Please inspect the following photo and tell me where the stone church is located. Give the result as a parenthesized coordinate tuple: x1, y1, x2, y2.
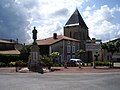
(64, 8, 92, 62)
(37, 8, 92, 63)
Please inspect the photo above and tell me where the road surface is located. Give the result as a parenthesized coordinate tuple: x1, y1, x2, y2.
(0, 72, 120, 90)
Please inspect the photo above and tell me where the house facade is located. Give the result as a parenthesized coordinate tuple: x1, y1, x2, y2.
(37, 34, 80, 64)
(102, 38, 120, 62)
(112, 38, 120, 62)
(0, 39, 20, 54)
(36, 9, 93, 63)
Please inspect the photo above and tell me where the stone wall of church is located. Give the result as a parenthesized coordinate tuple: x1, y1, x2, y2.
(64, 25, 89, 41)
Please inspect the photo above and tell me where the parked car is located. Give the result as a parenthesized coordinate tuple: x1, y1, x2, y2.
(67, 59, 84, 67)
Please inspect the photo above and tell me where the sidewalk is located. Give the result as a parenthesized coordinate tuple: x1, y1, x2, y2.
(0, 66, 120, 74)
(51, 66, 120, 73)
(0, 67, 16, 73)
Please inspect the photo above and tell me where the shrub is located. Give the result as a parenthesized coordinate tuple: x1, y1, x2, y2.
(8, 62, 16, 67)
(95, 61, 110, 66)
(53, 64, 59, 67)
(0, 62, 6, 67)
(16, 61, 27, 67)
(0, 54, 20, 64)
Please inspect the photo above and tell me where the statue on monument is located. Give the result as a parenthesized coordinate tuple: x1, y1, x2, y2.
(32, 27, 37, 42)
(28, 26, 43, 73)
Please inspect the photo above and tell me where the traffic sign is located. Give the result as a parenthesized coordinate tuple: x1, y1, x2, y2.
(86, 43, 101, 51)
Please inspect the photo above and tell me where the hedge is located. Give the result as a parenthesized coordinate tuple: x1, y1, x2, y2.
(95, 61, 110, 66)
(0, 54, 20, 66)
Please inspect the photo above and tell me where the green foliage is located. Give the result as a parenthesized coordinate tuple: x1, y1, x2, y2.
(76, 49, 85, 57)
(8, 61, 16, 67)
(19, 45, 30, 62)
(115, 41, 120, 52)
(84, 63, 92, 66)
(0, 62, 6, 67)
(40, 55, 52, 65)
(101, 43, 108, 49)
(7, 61, 27, 67)
(53, 63, 62, 67)
(107, 42, 116, 54)
(102, 41, 120, 54)
(0, 54, 20, 64)
(0, 45, 31, 66)
(16, 60, 27, 67)
(95, 61, 110, 66)
(40, 52, 60, 67)
(50, 52, 60, 59)
(50, 52, 60, 64)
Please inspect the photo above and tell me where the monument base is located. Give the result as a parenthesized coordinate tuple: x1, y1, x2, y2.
(28, 60, 43, 73)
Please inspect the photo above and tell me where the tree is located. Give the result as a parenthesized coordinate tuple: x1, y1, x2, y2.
(40, 52, 60, 71)
(50, 52, 60, 59)
(40, 55, 52, 71)
(76, 49, 85, 58)
(101, 41, 120, 67)
(40, 55, 52, 66)
(115, 41, 120, 52)
(102, 41, 119, 55)
(76, 49, 85, 68)
(19, 45, 30, 62)
(50, 52, 60, 64)
(101, 43, 108, 50)
(107, 42, 116, 55)
(102, 42, 115, 55)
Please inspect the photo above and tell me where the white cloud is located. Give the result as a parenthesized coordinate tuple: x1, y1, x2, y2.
(0, 0, 31, 43)
(25, 0, 85, 43)
(1, 0, 119, 44)
(0, 0, 85, 44)
(83, 5, 120, 41)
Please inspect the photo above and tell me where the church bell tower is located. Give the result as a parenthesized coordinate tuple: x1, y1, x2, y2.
(64, 8, 90, 41)
(64, 8, 91, 62)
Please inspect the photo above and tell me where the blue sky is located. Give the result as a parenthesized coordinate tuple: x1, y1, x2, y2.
(0, 0, 120, 43)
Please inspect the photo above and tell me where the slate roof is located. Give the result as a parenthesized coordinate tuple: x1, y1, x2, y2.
(37, 35, 80, 45)
(65, 9, 88, 29)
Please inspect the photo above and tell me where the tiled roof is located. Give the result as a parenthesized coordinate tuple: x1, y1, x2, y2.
(0, 39, 15, 44)
(37, 35, 80, 45)
(65, 8, 88, 29)
(0, 49, 20, 54)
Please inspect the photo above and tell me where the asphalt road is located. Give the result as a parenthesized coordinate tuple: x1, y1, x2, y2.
(0, 72, 120, 90)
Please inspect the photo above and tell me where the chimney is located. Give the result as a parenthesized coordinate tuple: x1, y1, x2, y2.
(10, 39, 12, 42)
(53, 33, 57, 39)
(16, 38, 18, 44)
(92, 38, 96, 43)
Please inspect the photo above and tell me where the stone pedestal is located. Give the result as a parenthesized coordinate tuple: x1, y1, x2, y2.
(28, 42, 43, 73)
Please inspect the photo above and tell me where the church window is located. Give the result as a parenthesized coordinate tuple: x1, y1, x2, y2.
(72, 46, 75, 53)
(67, 45, 71, 53)
(72, 55, 75, 59)
(67, 55, 71, 61)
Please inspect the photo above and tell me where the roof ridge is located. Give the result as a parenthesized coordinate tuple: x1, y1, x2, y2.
(37, 35, 62, 41)
(37, 35, 80, 45)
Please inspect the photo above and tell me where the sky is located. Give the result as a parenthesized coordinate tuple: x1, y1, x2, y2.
(0, 0, 120, 44)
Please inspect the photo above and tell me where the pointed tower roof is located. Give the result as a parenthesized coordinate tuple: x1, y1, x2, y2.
(65, 9, 88, 29)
